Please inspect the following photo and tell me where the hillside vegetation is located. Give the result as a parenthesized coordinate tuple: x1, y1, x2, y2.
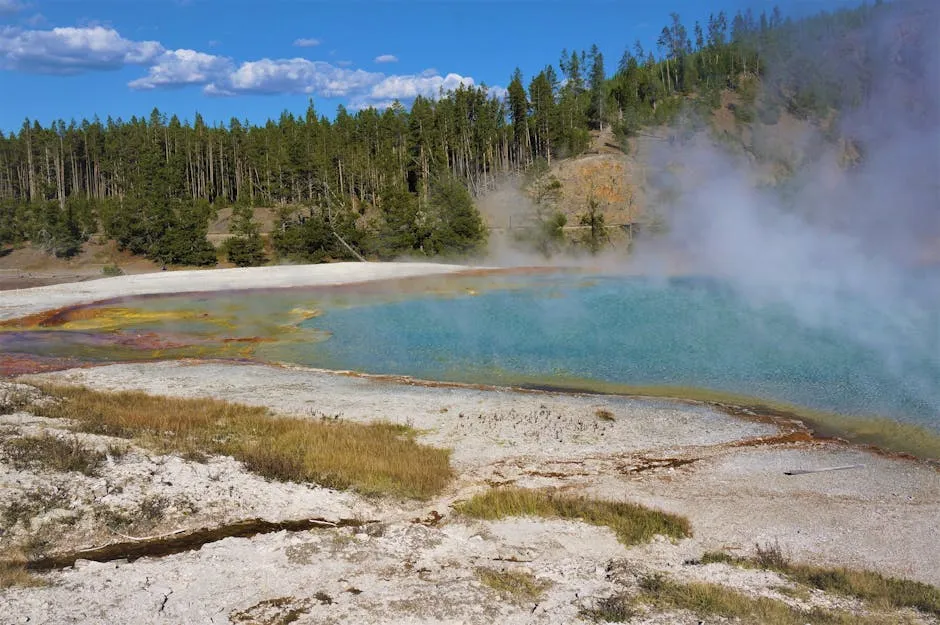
(0, 0, 931, 267)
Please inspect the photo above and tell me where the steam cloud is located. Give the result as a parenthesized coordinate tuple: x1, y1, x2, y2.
(633, 0, 940, 416)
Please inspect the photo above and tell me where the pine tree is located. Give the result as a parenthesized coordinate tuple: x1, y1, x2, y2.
(376, 187, 422, 257)
(588, 45, 607, 130)
(507, 68, 531, 169)
(225, 204, 266, 266)
(425, 176, 486, 255)
(529, 68, 557, 164)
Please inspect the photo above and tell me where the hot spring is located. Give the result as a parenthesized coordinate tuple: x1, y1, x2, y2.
(3, 270, 938, 456)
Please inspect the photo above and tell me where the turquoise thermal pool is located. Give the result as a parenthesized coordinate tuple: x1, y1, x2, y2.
(2, 271, 938, 448)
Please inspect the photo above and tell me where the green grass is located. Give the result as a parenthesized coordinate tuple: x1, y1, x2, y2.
(454, 487, 691, 547)
(29, 384, 453, 499)
(698, 546, 940, 617)
(476, 568, 551, 603)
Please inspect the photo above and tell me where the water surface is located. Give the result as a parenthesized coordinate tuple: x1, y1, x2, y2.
(3, 271, 938, 447)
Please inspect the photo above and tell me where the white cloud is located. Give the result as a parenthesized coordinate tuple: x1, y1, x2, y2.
(0, 25, 162, 74)
(369, 71, 474, 100)
(213, 57, 383, 97)
(487, 85, 509, 100)
(129, 49, 232, 90)
(349, 72, 480, 110)
(203, 82, 234, 97)
(374, 54, 398, 64)
(293, 37, 320, 48)
(0, 0, 27, 15)
(0, 23, 491, 111)
(349, 99, 398, 112)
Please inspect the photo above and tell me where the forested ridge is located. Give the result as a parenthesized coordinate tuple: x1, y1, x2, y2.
(0, 1, 903, 265)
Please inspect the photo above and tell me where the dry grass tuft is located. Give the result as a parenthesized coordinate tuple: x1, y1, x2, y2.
(698, 550, 737, 565)
(1, 433, 104, 476)
(30, 384, 453, 499)
(697, 545, 940, 617)
(0, 553, 44, 589)
(581, 593, 637, 622)
(813, 569, 938, 616)
(594, 409, 616, 422)
(755, 538, 790, 569)
(781, 564, 940, 617)
(633, 577, 912, 625)
(0, 387, 32, 415)
(476, 567, 551, 603)
(455, 487, 691, 546)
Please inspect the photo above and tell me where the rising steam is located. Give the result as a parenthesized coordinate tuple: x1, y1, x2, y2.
(633, 0, 940, 415)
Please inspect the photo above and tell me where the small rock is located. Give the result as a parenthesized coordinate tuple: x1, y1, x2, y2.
(91, 479, 108, 499)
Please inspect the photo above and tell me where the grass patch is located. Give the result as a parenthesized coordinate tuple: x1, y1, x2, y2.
(30, 384, 453, 499)
(1, 485, 68, 530)
(95, 494, 172, 531)
(454, 487, 691, 547)
(0, 387, 31, 415)
(581, 593, 637, 622)
(755, 539, 791, 569)
(787, 567, 940, 616)
(230, 596, 309, 625)
(1, 433, 104, 476)
(699, 550, 738, 565)
(632, 577, 912, 625)
(773, 584, 812, 601)
(697, 544, 940, 617)
(476, 567, 551, 603)
(0, 554, 44, 589)
(594, 409, 615, 422)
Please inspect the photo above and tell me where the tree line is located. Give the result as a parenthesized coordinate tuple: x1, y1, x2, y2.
(0, 1, 889, 265)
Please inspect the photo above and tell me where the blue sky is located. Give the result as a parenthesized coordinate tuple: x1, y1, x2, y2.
(0, 0, 859, 132)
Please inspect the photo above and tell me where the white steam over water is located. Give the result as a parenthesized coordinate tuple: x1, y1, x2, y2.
(631, 0, 940, 416)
